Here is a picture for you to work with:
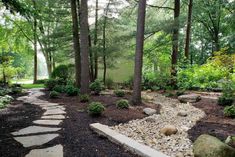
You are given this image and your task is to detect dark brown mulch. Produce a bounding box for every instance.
[39,90,160,157]
[0,99,44,157]
[187,98,235,142]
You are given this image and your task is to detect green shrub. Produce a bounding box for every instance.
[65,85,79,96]
[114,90,125,97]
[11,87,22,94]
[89,80,103,95]
[123,76,134,89]
[143,72,171,90]
[80,94,90,103]
[45,78,66,91]
[88,102,105,116]
[51,65,69,80]
[105,78,114,89]
[35,79,48,84]
[224,105,235,118]
[0,95,13,109]
[176,90,185,96]
[0,88,11,96]
[116,99,129,109]
[53,85,66,93]
[49,91,59,99]
[218,96,234,106]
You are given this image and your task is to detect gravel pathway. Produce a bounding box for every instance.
[111,92,205,157]
[11,89,66,157]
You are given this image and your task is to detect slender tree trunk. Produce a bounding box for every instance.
[79,0,90,94]
[33,0,38,84]
[132,0,147,105]
[70,0,81,87]
[94,0,99,80]
[88,31,94,81]
[184,0,193,59]
[170,0,180,87]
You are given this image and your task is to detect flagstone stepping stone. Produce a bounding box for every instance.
[33,120,63,126]
[14,134,59,147]
[41,115,65,120]
[34,103,59,107]
[43,109,66,115]
[43,106,65,111]
[25,145,63,157]
[12,126,61,136]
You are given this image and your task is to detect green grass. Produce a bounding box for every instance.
[22,84,45,89]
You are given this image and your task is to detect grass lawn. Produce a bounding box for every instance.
[22,84,45,89]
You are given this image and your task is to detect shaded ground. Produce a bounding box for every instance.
[188,97,235,142]
[40,90,160,157]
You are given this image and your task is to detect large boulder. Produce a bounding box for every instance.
[193,134,235,157]
[160,125,178,136]
[178,94,201,103]
[143,108,156,115]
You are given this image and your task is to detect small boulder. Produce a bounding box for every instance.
[143,108,156,115]
[193,134,235,157]
[178,94,201,103]
[177,111,188,117]
[225,136,235,148]
[160,125,178,136]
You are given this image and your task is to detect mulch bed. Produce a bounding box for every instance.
[38,90,160,157]
[188,98,235,142]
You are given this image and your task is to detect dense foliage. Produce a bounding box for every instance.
[87,102,105,116]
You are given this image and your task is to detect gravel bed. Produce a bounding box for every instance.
[111,93,205,157]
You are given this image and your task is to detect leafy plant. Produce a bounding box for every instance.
[11,87,22,94]
[80,94,90,103]
[116,99,129,109]
[49,91,59,99]
[89,79,103,95]
[218,96,234,106]
[88,102,105,116]
[53,85,66,93]
[51,64,69,80]
[45,78,66,91]
[114,90,125,97]
[224,105,235,118]
[218,80,235,106]
[65,85,79,96]
[105,78,114,89]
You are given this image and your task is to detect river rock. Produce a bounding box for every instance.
[193,134,235,157]
[178,94,201,103]
[225,136,235,148]
[160,125,178,136]
[143,108,157,115]
[177,111,188,117]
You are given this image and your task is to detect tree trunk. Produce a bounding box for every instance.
[170,0,180,87]
[79,0,90,94]
[88,31,94,81]
[70,0,81,87]
[94,0,99,80]
[132,0,147,105]
[33,0,37,84]
[184,0,193,59]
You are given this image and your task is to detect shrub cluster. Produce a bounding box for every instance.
[89,80,103,95]
[114,90,125,97]
[0,95,13,109]
[65,85,79,96]
[88,102,105,116]
[105,78,114,89]
[224,105,235,118]
[45,78,66,91]
[80,94,90,103]
[116,99,129,109]
[49,91,59,99]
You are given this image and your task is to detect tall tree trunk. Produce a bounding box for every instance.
[132,0,147,105]
[170,0,180,87]
[33,0,37,84]
[94,0,99,80]
[70,0,81,87]
[79,0,90,94]
[89,31,94,81]
[184,0,193,59]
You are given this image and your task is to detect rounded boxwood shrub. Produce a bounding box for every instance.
[88,102,105,116]
[49,91,59,99]
[65,85,79,96]
[114,90,125,97]
[218,95,234,106]
[53,85,66,93]
[224,105,235,118]
[116,99,129,109]
[105,78,114,89]
[80,94,90,103]
[89,80,103,95]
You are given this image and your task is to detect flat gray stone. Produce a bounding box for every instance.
[143,108,157,115]
[33,120,63,126]
[178,94,201,103]
[26,145,63,157]
[43,106,65,111]
[14,134,59,147]
[90,123,169,157]
[12,126,61,136]
[41,115,66,120]
[43,109,66,115]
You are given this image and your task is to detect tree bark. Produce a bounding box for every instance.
[94,0,99,80]
[79,0,90,94]
[88,30,94,81]
[184,0,193,59]
[170,0,180,87]
[70,0,81,87]
[132,0,146,105]
[32,0,38,84]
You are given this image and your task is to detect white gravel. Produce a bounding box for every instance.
[110,92,205,157]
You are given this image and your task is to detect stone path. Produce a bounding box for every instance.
[11,89,65,157]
